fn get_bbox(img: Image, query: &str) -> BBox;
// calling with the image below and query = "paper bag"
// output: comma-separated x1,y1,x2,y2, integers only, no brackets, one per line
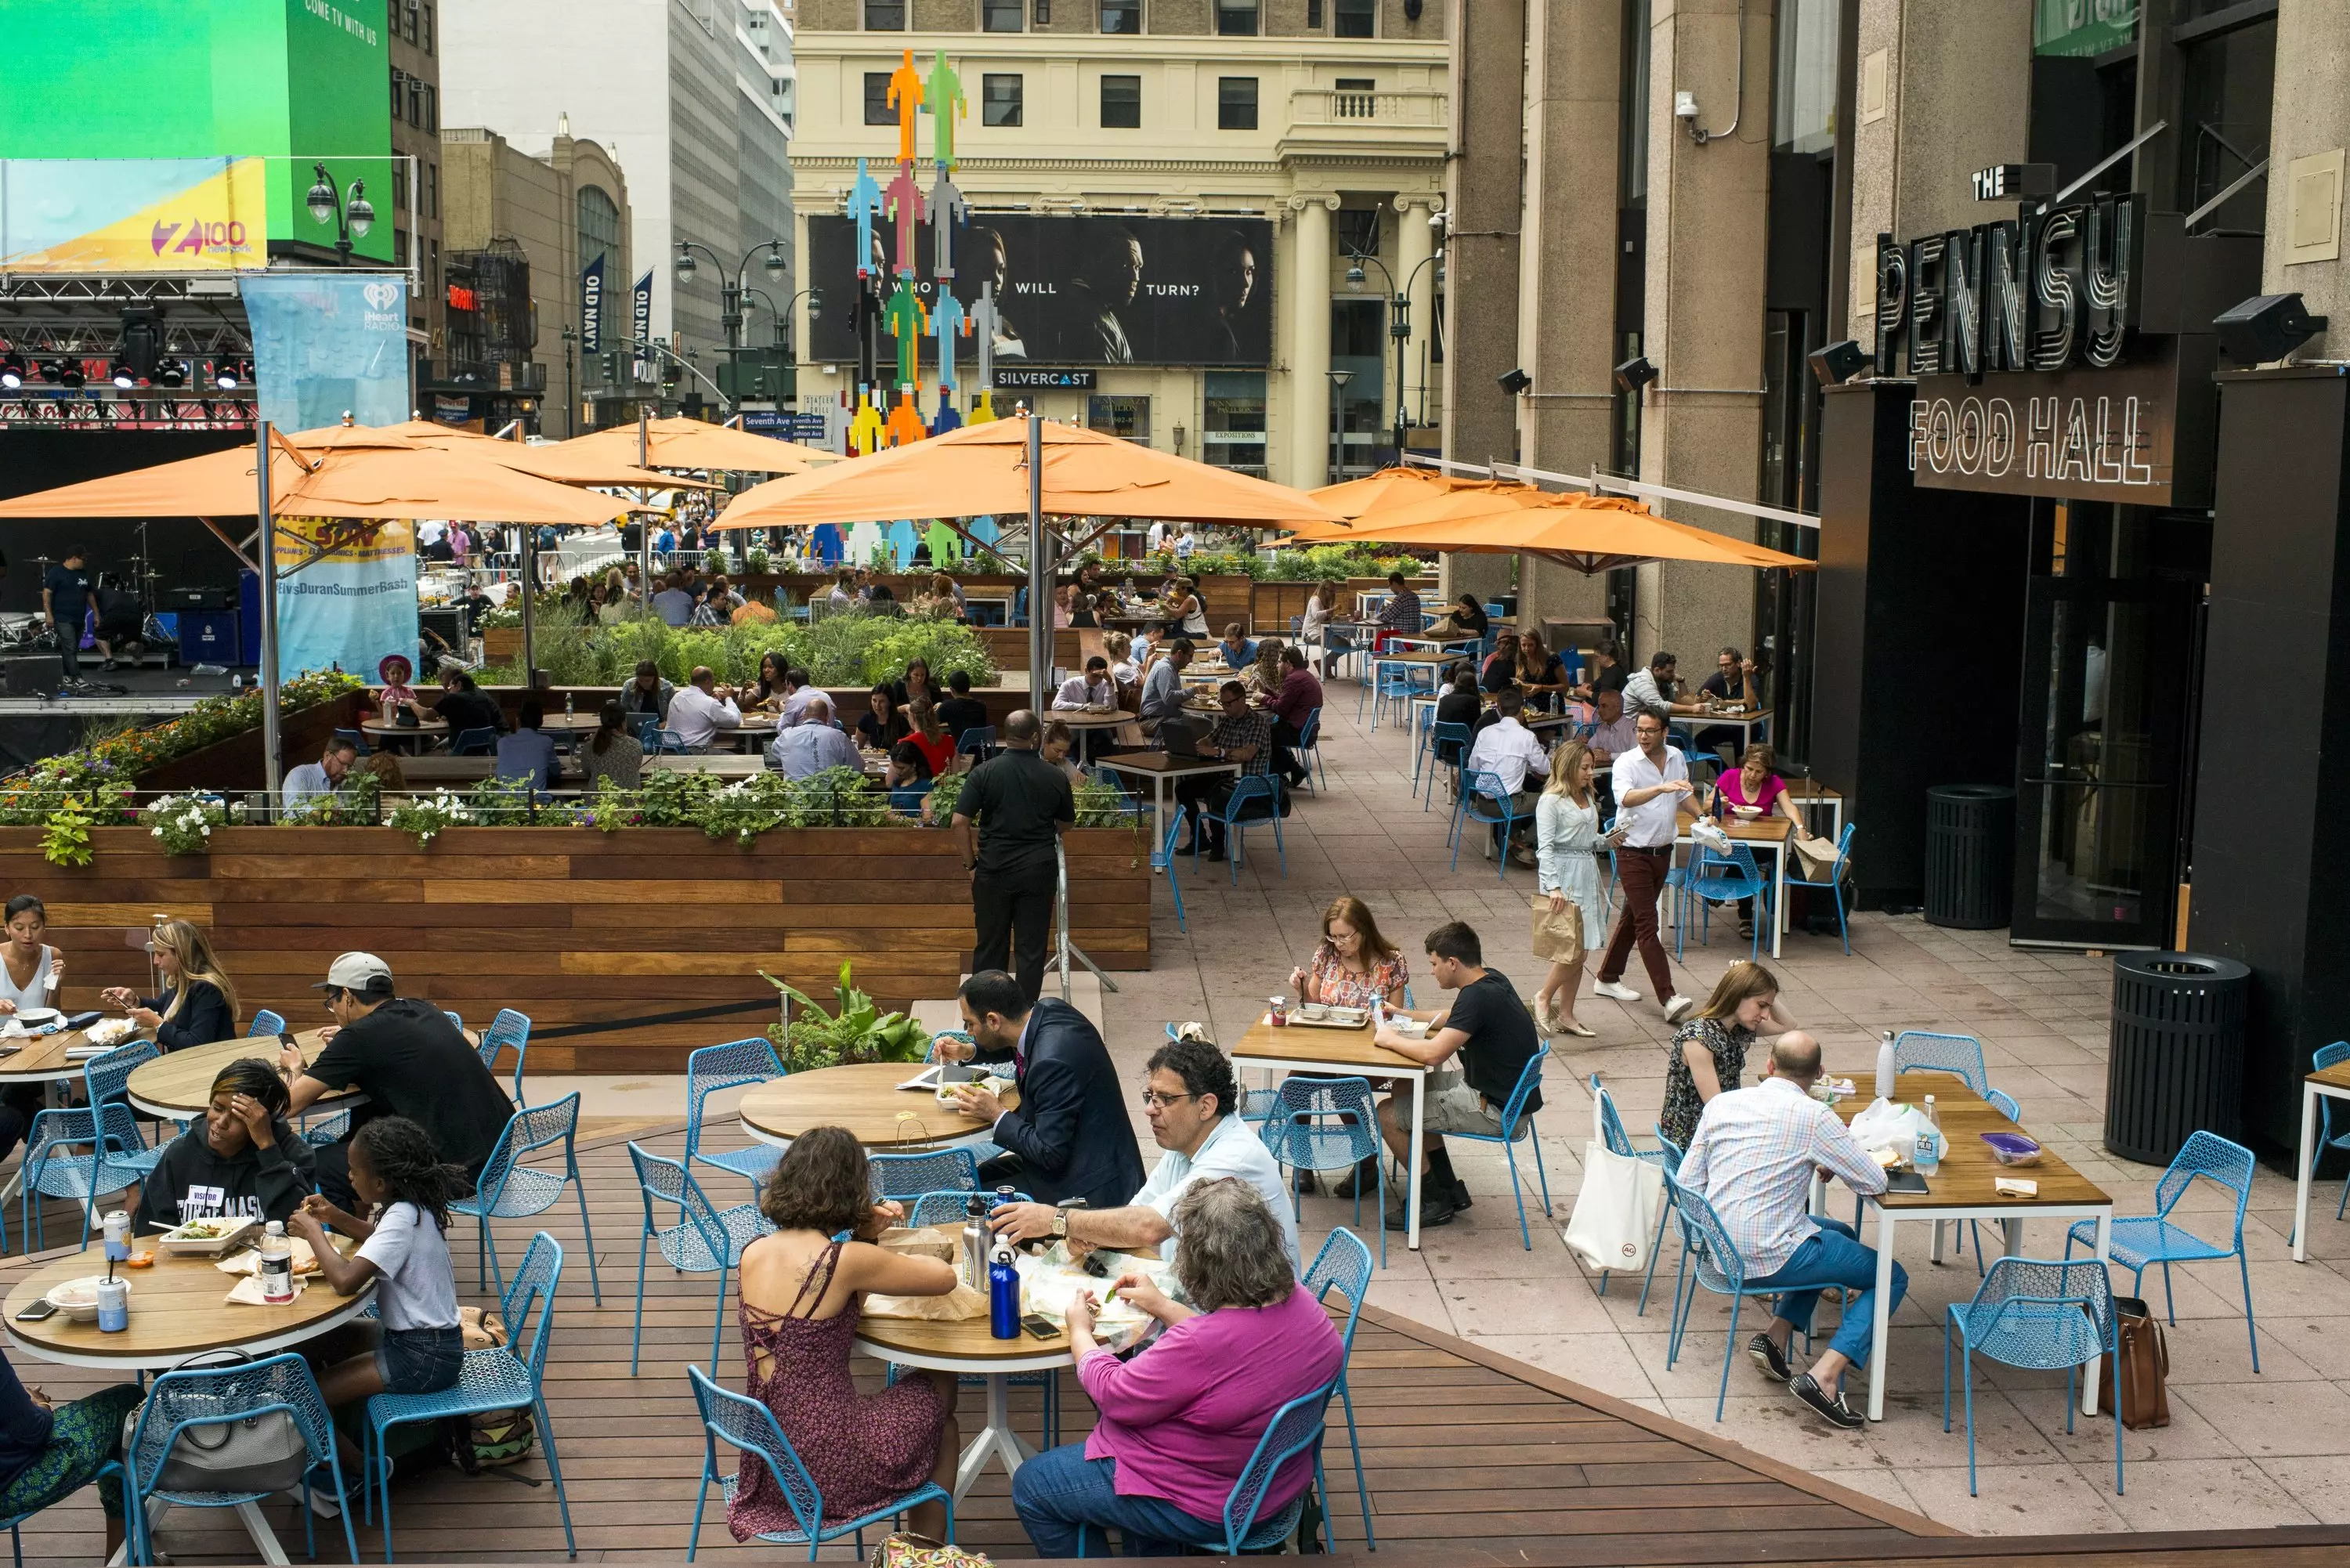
865,1281,988,1321
878,1225,959,1264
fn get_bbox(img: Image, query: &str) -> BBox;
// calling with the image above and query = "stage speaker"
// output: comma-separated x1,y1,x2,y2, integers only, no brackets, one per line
2,653,63,697
1809,338,1869,386
2215,293,2330,364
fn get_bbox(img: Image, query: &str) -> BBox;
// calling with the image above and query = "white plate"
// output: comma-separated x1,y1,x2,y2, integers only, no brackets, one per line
12,1008,58,1028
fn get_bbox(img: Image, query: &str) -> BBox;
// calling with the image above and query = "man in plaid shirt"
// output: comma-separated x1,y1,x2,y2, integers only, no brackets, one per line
1373,569,1422,651
1173,681,1272,862
1676,1033,1897,1429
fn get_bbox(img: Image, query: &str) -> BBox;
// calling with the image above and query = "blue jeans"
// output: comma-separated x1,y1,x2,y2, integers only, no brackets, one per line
1748,1216,1907,1378
1013,1446,1228,1558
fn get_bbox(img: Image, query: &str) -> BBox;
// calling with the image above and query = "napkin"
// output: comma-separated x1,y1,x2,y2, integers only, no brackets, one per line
224,1275,307,1306
215,1237,320,1276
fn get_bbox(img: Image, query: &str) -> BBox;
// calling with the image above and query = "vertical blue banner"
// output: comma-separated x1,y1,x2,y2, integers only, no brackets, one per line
241,273,418,678
580,255,606,355
240,272,412,430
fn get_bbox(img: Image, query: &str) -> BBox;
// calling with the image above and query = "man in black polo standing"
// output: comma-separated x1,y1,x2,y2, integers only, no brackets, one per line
951,708,1074,1003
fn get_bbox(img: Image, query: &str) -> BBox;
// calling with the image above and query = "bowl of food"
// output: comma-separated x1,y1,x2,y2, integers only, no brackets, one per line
45,1277,129,1324
1981,1131,2043,1166
1296,1003,1329,1021
1325,1006,1368,1028
11,1007,60,1029
160,1216,262,1256
1731,805,1763,819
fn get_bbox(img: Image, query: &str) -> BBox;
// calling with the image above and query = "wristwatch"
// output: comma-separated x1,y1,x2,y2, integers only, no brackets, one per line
1052,1201,1076,1239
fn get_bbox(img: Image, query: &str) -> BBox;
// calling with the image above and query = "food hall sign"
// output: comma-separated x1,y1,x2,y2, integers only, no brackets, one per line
1876,192,2199,506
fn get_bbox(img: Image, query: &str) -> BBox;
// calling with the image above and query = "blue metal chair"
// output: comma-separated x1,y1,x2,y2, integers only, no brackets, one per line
1155,807,1190,931
1589,1075,1673,1310
1257,1077,1386,1266
1072,1379,1340,1558
957,725,998,764
1292,706,1326,793
686,1038,787,1190
2313,1039,2350,1223
122,1352,359,1566
685,1365,953,1561
1419,720,1472,811
478,1006,532,1098
1449,768,1524,880
1196,775,1284,885
1877,1033,2019,1271
363,1231,577,1560
248,1009,286,1037
1646,1129,1689,1313
1659,1169,1852,1420
631,712,663,746
627,1142,774,1375
1303,1228,1376,1550
450,1093,600,1305
451,726,498,756
653,728,689,755
1943,1256,2121,1498
2064,1129,2261,1371
1783,821,1856,953
1676,840,1772,961
1444,1046,1553,1248
21,1098,148,1251
868,1147,980,1200
334,725,371,757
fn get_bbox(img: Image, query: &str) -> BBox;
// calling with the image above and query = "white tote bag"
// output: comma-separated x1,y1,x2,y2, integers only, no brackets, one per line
1562,1090,1665,1274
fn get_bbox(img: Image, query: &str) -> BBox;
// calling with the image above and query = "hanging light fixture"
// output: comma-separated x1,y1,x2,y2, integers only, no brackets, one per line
0,351,24,390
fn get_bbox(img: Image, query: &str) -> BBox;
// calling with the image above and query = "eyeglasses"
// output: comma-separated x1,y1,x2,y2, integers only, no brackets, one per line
1139,1090,1198,1110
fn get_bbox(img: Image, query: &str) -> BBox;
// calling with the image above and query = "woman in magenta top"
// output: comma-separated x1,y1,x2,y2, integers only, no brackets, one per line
1704,742,1821,934
1013,1180,1344,1556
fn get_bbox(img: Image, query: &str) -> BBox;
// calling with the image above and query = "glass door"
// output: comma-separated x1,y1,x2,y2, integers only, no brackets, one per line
2011,575,2197,947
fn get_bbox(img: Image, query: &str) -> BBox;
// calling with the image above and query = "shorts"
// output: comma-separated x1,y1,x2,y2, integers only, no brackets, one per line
375,1325,466,1396
1423,1070,1531,1141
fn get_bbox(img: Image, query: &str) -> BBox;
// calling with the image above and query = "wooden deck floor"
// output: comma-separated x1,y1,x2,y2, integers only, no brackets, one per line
6,1122,2348,1566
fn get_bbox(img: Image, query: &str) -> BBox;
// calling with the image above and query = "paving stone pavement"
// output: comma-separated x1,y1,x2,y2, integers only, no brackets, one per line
1090,675,2342,1536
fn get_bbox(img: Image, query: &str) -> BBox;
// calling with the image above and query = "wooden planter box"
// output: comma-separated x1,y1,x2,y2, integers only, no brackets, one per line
1,825,1152,1073
133,692,373,796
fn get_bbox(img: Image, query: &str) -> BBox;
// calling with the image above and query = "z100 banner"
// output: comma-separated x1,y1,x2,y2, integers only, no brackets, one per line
0,157,268,273
806,214,1273,370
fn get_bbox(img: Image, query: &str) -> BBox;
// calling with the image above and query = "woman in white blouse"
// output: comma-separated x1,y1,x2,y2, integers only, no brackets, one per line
0,894,59,1015
1533,740,1618,1038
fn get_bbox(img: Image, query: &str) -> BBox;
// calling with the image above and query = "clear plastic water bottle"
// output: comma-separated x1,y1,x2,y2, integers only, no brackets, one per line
258,1221,295,1305
565,690,575,719
1914,1095,1943,1176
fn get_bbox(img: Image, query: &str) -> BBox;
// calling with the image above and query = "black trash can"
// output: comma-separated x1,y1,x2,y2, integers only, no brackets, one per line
2105,952,2248,1165
1923,784,2015,929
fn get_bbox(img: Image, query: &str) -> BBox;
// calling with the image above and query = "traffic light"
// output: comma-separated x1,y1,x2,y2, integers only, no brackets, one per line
660,355,681,391
600,352,618,384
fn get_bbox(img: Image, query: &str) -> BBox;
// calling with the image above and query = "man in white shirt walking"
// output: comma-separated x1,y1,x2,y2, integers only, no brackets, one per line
1676,1034,1896,1430
1593,711,1694,1019
1465,688,1549,864
984,1036,1298,1270
664,666,742,751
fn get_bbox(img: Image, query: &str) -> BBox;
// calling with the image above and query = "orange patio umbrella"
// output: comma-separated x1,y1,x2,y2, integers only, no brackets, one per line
1282,479,1547,544
1327,489,1816,575
1308,464,1490,522
0,423,642,526
556,415,838,476
377,420,718,491
712,414,1340,530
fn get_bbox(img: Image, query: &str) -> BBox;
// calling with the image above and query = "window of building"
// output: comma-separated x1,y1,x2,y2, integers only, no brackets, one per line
1087,395,1151,443
1335,0,1374,37
395,227,410,266
1204,371,1267,475
1771,0,1838,155
1215,2,1258,36
983,0,1024,28
424,84,437,134
865,73,895,124
400,2,418,44
430,238,439,293
2176,13,2276,233
865,0,906,27
421,3,432,54
984,74,1024,127
393,162,410,211
1217,77,1258,129
578,184,623,283
1307,0,1323,27
1101,0,1141,31
427,161,438,219
1336,207,1379,257
390,66,405,118
1101,74,1141,127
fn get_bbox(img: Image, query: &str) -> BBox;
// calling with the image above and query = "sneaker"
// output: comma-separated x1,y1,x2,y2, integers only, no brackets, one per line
296,1463,344,1518
1747,1332,1793,1385
1385,1185,1458,1231
1790,1373,1864,1430
1663,993,1695,1023
1593,980,1642,1003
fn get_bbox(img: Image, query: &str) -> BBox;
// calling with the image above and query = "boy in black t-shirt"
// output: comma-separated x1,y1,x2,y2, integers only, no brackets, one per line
1369,920,1544,1229
937,669,992,742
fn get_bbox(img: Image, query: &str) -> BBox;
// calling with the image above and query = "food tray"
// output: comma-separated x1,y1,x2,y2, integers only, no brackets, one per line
1979,1131,2043,1167
160,1217,262,1256
1262,1011,1370,1031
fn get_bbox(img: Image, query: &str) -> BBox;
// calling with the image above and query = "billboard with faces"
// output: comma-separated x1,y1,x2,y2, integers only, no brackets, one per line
807,213,1273,370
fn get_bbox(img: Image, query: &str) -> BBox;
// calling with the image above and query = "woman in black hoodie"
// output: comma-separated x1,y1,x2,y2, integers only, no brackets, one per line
133,1058,315,1235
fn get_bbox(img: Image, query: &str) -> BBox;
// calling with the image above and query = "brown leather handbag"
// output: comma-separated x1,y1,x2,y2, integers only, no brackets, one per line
2095,1295,2171,1430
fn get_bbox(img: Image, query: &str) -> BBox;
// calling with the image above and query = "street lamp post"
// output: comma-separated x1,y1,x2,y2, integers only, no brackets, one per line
1325,369,1354,485
674,238,789,411
303,162,376,265
561,325,577,438
1347,247,1444,464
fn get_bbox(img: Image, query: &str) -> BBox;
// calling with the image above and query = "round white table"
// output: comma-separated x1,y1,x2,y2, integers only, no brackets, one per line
855,1311,1072,1502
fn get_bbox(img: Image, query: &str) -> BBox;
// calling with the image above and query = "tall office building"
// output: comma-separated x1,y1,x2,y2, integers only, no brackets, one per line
789,0,1448,485
441,0,797,414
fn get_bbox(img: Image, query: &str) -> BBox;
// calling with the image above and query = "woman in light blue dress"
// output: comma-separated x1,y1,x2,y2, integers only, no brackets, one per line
1535,739,1617,1038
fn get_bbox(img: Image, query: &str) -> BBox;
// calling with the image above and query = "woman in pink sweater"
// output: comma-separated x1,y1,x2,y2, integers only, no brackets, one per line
1012,1179,1345,1555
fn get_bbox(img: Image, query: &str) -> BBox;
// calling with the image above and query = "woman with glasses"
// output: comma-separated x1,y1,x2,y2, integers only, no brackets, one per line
98,919,238,1052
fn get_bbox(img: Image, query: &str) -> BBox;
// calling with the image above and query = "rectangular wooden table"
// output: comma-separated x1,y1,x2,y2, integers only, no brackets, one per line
1827,1072,2113,1422
1229,1016,1437,1248
1671,816,1796,959
2290,1059,2350,1261
1093,750,1238,868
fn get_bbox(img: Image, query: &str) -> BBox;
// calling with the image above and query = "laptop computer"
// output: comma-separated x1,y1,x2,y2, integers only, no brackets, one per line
1159,716,1206,758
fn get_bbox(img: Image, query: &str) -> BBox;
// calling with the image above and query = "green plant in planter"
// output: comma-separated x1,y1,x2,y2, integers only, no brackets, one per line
280,771,382,827
140,793,244,854
638,767,723,826
695,771,795,844
925,768,967,824
39,793,100,868
585,776,632,833
746,546,772,576
761,960,931,1073
388,790,475,847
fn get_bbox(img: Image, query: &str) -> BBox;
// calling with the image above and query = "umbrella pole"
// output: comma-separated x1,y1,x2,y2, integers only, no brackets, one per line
521,520,537,685
638,406,653,620
1026,412,1050,714
254,420,284,816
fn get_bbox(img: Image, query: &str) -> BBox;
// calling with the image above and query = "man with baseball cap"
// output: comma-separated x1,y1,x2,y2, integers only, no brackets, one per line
280,952,515,1209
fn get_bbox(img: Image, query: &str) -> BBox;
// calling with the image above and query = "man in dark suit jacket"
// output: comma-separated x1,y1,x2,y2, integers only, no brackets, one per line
942,970,1144,1212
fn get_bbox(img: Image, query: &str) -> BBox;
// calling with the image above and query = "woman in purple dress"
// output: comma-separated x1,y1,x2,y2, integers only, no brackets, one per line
730,1127,961,1543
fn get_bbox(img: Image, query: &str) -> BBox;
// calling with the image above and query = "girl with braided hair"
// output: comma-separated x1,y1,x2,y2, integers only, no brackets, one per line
291,1116,465,1432
132,1056,315,1234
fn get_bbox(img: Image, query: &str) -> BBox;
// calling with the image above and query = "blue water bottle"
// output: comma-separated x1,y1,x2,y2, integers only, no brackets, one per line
988,1241,1021,1340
